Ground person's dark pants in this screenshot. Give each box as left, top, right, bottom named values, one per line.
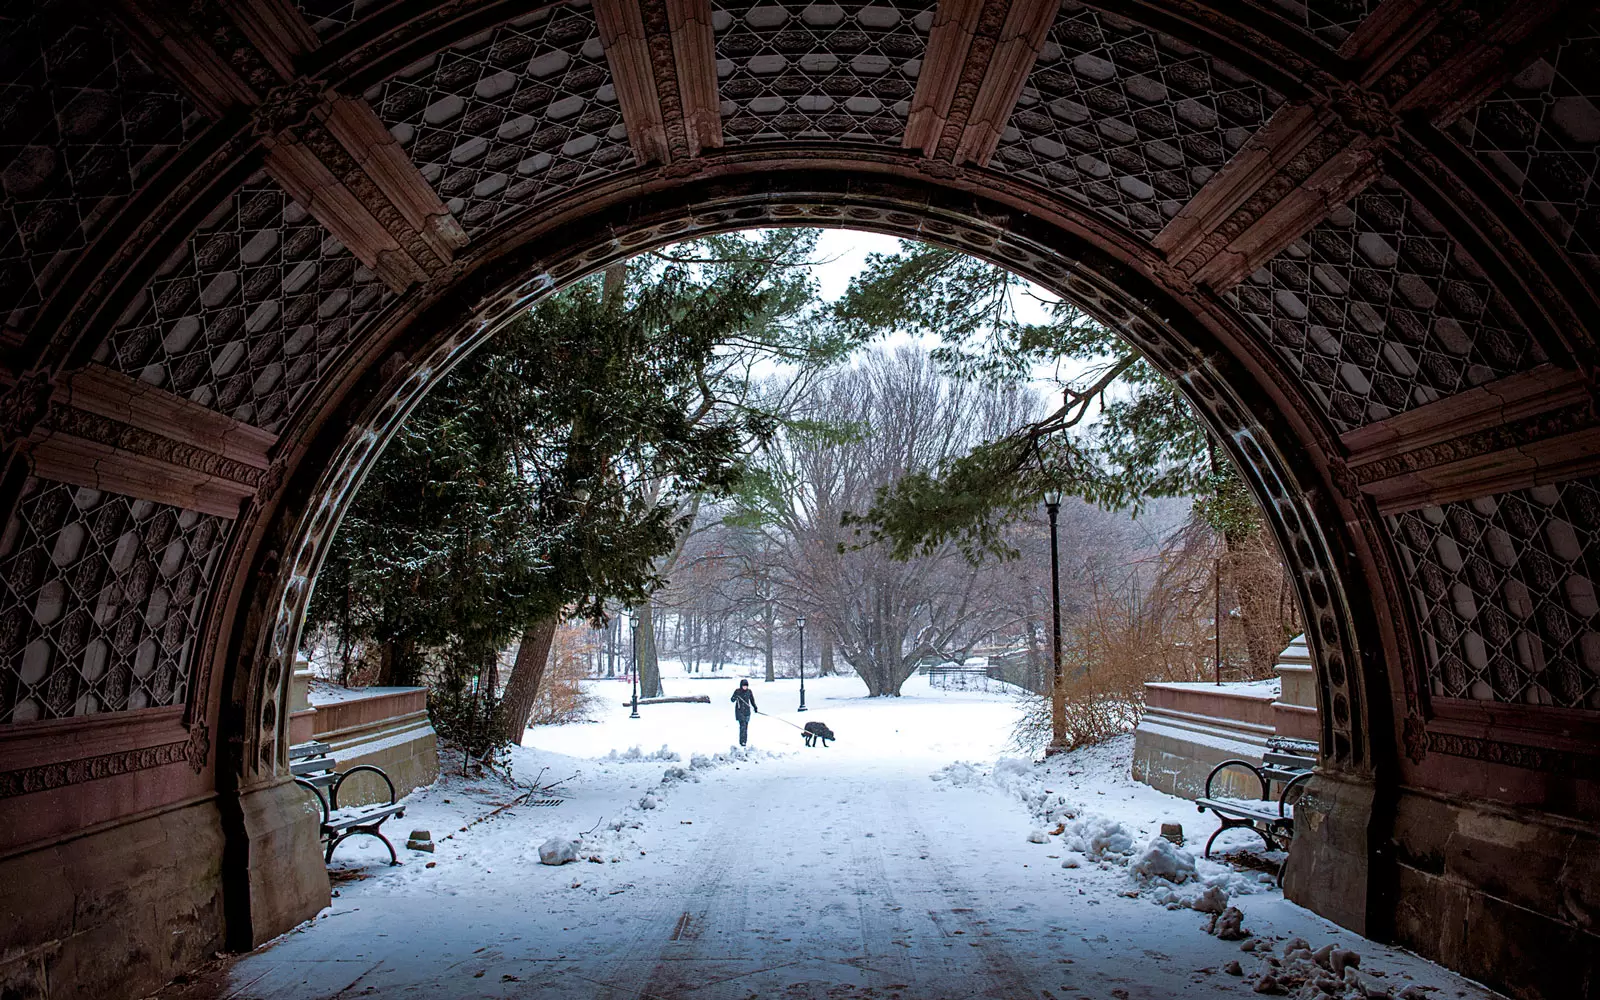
left=738, top=716, right=749, bottom=745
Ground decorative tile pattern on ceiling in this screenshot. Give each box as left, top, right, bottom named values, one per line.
left=1228, top=176, right=1544, bottom=432
left=990, top=3, right=1283, bottom=241
left=93, top=174, right=391, bottom=434
left=1389, top=478, right=1600, bottom=711
left=1450, top=14, right=1600, bottom=287
left=368, top=3, right=633, bottom=237
left=0, top=477, right=230, bottom=724
left=710, top=0, right=935, bottom=145
left=1260, top=0, right=1376, bottom=48
left=0, top=2, right=206, bottom=344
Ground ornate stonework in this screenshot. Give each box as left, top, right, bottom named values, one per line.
left=367, top=5, right=635, bottom=236
left=1425, top=729, right=1600, bottom=779
left=711, top=0, right=936, bottom=146
left=990, top=3, right=1285, bottom=240
left=1388, top=478, right=1600, bottom=710
left=0, top=734, right=194, bottom=798
left=0, top=478, right=232, bottom=724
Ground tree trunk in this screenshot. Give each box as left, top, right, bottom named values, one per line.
left=1026, top=617, right=1046, bottom=695
left=377, top=637, right=417, bottom=686
left=820, top=633, right=834, bottom=676
left=638, top=600, right=663, bottom=698
left=493, top=615, right=559, bottom=745
left=763, top=598, right=775, bottom=683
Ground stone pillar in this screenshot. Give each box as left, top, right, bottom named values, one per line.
left=220, top=779, right=330, bottom=951
left=1281, top=768, right=1380, bottom=937
left=1272, top=634, right=1319, bottom=743
left=288, top=657, right=317, bottom=746
left=219, top=666, right=327, bottom=951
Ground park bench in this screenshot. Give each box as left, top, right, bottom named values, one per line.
left=924, top=665, right=996, bottom=692
left=290, top=741, right=407, bottom=866
left=1195, top=737, right=1317, bottom=876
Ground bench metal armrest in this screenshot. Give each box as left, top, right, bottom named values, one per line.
left=1277, top=770, right=1312, bottom=820
left=331, top=764, right=397, bottom=811
left=1200, top=759, right=1268, bottom=803
left=294, top=776, right=330, bottom=827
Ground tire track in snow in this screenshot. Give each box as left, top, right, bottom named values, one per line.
left=584, top=774, right=751, bottom=999
left=602, top=763, right=781, bottom=999
left=839, top=782, right=940, bottom=994
left=885, top=783, right=1047, bottom=1000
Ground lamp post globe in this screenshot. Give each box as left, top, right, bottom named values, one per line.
left=796, top=616, right=807, bottom=713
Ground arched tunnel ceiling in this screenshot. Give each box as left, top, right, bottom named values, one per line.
left=1, top=0, right=1598, bottom=759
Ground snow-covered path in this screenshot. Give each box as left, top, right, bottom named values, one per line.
left=162, top=676, right=1505, bottom=999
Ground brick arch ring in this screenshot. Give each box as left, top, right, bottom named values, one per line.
left=223, top=166, right=1394, bottom=831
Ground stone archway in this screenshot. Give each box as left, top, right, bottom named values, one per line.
left=230, top=166, right=1389, bottom=922
left=2, top=2, right=1596, bottom=998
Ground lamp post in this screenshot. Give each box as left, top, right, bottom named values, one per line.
left=1044, top=489, right=1067, bottom=756
left=628, top=612, right=640, bottom=719
left=796, top=616, right=807, bottom=713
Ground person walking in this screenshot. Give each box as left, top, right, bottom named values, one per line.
left=730, top=679, right=758, bottom=746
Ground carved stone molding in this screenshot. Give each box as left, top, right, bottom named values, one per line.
left=1424, top=731, right=1600, bottom=779
left=251, top=80, right=327, bottom=138
left=0, top=372, right=54, bottom=442
left=112, top=0, right=466, bottom=295
left=1152, top=0, right=1573, bottom=291
left=185, top=720, right=211, bottom=773
left=904, top=0, right=989, bottom=156
left=1155, top=102, right=1385, bottom=288
left=950, top=0, right=1061, bottom=167
left=596, top=0, right=673, bottom=164
left=21, top=365, right=276, bottom=517
left=0, top=737, right=194, bottom=799
left=903, top=0, right=1058, bottom=166
left=665, top=0, right=721, bottom=156
left=262, top=117, right=433, bottom=292
left=1403, top=713, right=1429, bottom=763
left=37, top=404, right=268, bottom=487
left=1341, top=365, right=1600, bottom=512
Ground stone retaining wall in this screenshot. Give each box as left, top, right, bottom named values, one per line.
left=288, top=664, right=439, bottom=807
left=1131, top=636, right=1319, bottom=801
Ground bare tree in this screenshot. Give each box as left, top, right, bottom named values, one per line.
left=736, top=348, right=1038, bottom=695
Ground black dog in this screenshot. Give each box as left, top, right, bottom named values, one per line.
left=802, top=721, right=836, bottom=748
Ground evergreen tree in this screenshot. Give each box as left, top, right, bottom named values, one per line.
left=831, top=242, right=1257, bottom=560
left=308, top=230, right=829, bottom=744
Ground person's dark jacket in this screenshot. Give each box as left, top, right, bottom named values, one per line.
left=731, top=686, right=757, bottom=720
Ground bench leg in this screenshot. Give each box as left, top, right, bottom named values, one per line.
left=326, top=825, right=400, bottom=866
left=1204, top=816, right=1277, bottom=858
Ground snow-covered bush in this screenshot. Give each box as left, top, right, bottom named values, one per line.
left=1061, top=816, right=1135, bottom=857
left=604, top=745, right=681, bottom=762
left=1130, top=836, right=1197, bottom=883
left=930, top=762, right=981, bottom=786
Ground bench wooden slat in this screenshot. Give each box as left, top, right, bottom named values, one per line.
left=1197, top=798, right=1293, bottom=822
left=291, top=758, right=336, bottom=776
left=289, top=741, right=331, bottom=759
left=325, top=803, right=405, bottom=832
left=1263, top=753, right=1315, bottom=770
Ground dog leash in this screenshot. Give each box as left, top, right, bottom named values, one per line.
left=753, top=710, right=810, bottom=734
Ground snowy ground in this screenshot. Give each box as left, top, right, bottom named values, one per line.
left=154, top=669, right=1504, bottom=1000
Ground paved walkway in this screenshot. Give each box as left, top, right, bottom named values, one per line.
left=152, top=745, right=1499, bottom=999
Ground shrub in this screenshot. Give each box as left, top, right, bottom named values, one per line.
left=527, top=624, right=599, bottom=726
